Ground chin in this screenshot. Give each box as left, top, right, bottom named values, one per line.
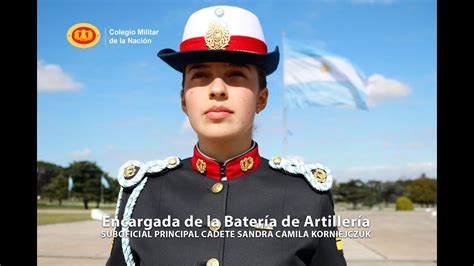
left=201, top=131, right=239, bottom=140
left=198, top=126, right=242, bottom=140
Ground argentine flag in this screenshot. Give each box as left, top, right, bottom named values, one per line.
left=100, top=175, right=110, bottom=189
left=283, top=37, right=368, bottom=110
left=68, top=176, right=74, bottom=192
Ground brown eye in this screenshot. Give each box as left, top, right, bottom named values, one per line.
left=230, top=71, right=246, bottom=78
left=191, top=72, right=207, bottom=79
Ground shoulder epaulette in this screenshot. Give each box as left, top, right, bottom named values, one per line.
left=113, top=156, right=181, bottom=265
left=117, top=156, right=181, bottom=189
left=269, top=156, right=333, bottom=191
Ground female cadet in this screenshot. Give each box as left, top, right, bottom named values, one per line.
left=107, top=5, right=347, bottom=266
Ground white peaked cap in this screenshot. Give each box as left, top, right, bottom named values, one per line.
left=158, top=5, right=280, bottom=75
left=182, top=6, right=265, bottom=48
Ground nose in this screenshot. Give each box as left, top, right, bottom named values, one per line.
left=209, top=78, right=228, bottom=100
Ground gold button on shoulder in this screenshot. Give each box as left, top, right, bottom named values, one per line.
left=196, top=159, right=206, bottom=174
left=272, top=156, right=281, bottom=165
left=207, top=257, right=219, bottom=266
left=123, top=165, right=139, bottom=180
left=209, top=218, right=221, bottom=231
left=167, top=157, right=177, bottom=166
left=312, top=168, right=327, bottom=183
left=211, top=182, right=223, bottom=193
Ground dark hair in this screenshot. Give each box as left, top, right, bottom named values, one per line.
left=181, top=65, right=267, bottom=90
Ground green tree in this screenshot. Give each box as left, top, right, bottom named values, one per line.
left=363, top=180, right=383, bottom=208
left=103, top=175, right=121, bottom=204
left=331, top=180, right=342, bottom=203
left=66, top=161, right=104, bottom=209
left=42, top=174, right=68, bottom=205
left=337, top=179, right=367, bottom=209
left=405, top=174, right=437, bottom=206
left=37, top=161, right=63, bottom=196
left=380, top=180, right=407, bottom=206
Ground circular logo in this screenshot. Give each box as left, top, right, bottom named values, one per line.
left=215, top=8, right=224, bottom=17
left=67, top=23, right=101, bottom=48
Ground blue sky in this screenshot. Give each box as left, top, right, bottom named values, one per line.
left=37, top=0, right=436, bottom=182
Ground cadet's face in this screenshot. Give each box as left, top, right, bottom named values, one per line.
left=181, top=62, right=268, bottom=140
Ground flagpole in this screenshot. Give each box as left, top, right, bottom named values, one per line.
left=282, top=31, right=288, bottom=157
left=67, top=176, right=71, bottom=206
left=101, top=184, right=104, bottom=205
left=100, top=175, right=104, bottom=205
left=283, top=107, right=288, bottom=157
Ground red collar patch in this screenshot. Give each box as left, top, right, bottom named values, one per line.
left=191, top=143, right=261, bottom=181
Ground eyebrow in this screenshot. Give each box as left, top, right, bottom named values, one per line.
left=186, top=64, right=209, bottom=73
left=186, top=63, right=250, bottom=73
left=228, top=63, right=250, bottom=71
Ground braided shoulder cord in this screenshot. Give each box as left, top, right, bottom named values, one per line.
left=269, top=156, right=333, bottom=192
left=116, top=157, right=180, bottom=266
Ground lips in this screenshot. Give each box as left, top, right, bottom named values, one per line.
left=205, top=105, right=234, bottom=120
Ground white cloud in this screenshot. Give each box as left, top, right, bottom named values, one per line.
left=69, top=148, right=92, bottom=159
left=336, top=161, right=437, bottom=181
left=180, top=117, right=193, bottom=133
left=407, top=162, right=437, bottom=173
left=286, top=155, right=306, bottom=163
left=366, top=74, right=411, bottom=106
left=105, top=144, right=116, bottom=150
left=37, top=60, right=83, bottom=92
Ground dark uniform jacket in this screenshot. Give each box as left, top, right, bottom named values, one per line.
left=107, top=142, right=347, bottom=266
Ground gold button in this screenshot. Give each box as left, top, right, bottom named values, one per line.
left=123, top=165, right=139, bottom=179
left=168, top=157, right=177, bottom=166
left=211, top=182, right=223, bottom=193
left=272, top=156, right=281, bottom=165
left=209, top=218, right=221, bottom=231
left=312, top=168, right=327, bottom=183
left=207, top=258, right=219, bottom=266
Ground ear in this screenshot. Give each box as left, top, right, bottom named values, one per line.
left=256, top=87, right=269, bottom=113
left=180, top=89, right=188, bottom=115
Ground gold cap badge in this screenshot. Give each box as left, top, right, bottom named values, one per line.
left=205, top=21, right=230, bottom=50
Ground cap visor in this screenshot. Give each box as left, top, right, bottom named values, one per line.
left=158, top=46, right=280, bottom=75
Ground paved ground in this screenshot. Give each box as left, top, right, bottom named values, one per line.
left=38, top=210, right=436, bottom=265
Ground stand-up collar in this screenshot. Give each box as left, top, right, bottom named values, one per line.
left=191, top=141, right=261, bottom=181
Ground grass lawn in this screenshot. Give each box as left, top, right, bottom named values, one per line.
left=37, top=199, right=116, bottom=210
left=37, top=212, right=92, bottom=225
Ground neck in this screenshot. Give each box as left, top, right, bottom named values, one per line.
left=197, top=135, right=253, bottom=163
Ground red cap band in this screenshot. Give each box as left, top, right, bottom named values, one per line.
left=180, top=35, right=268, bottom=54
